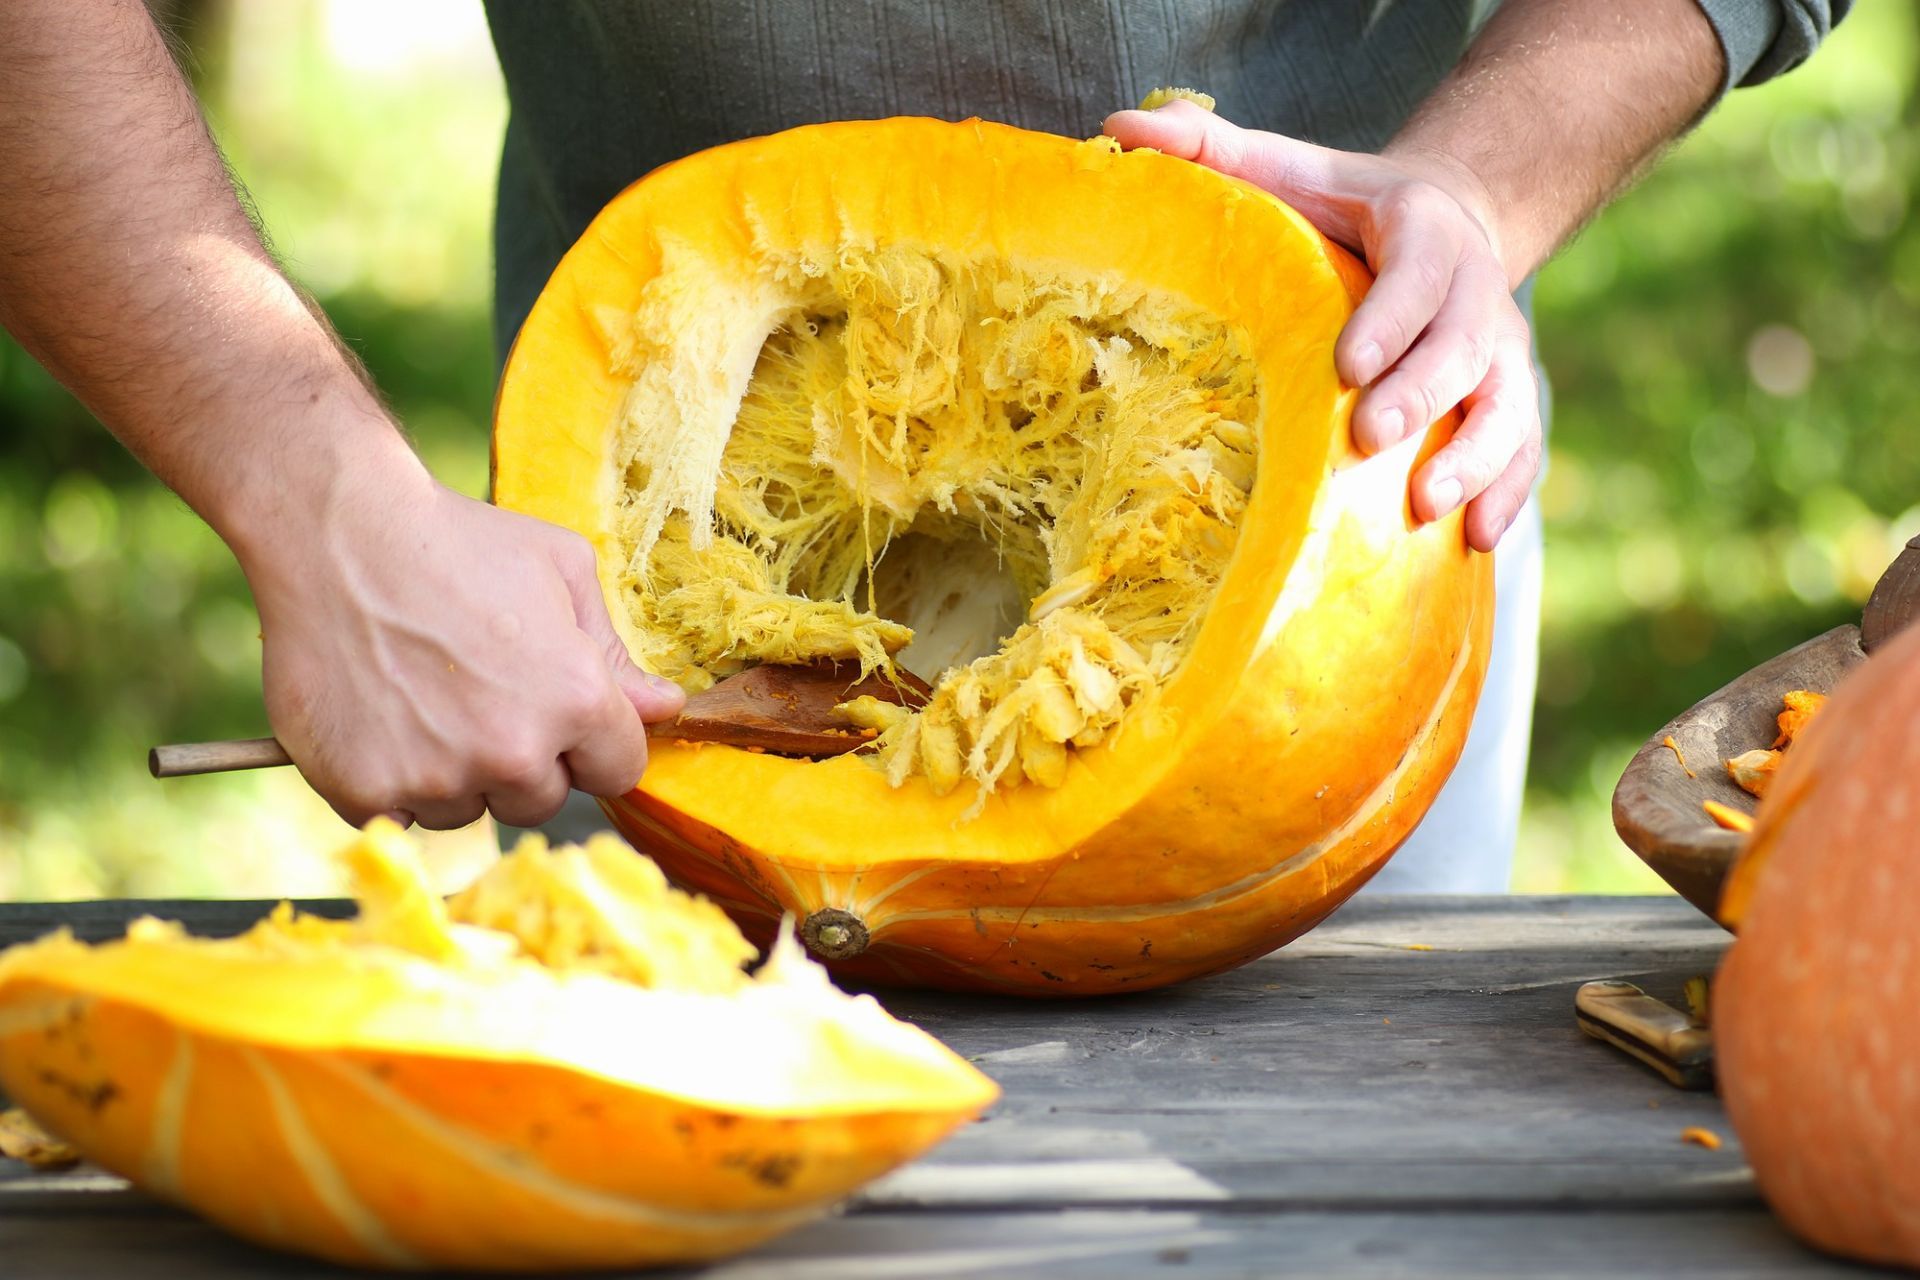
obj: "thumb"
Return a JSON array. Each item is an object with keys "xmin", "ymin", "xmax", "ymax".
[
  {"xmin": 1102, "ymin": 100, "xmax": 1358, "ymax": 243},
  {"xmin": 592, "ymin": 612, "xmax": 687, "ymax": 723},
  {"xmin": 557, "ymin": 551, "xmax": 687, "ymax": 722}
]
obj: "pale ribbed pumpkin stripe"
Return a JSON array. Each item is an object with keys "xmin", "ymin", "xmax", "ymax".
[
  {"xmin": 312, "ymin": 1054, "xmax": 826, "ymax": 1235},
  {"xmin": 141, "ymin": 1028, "xmax": 193, "ymax": 1198},
  {"xmin": 850, "ymin": 862, "xmax": 945, "ymax": 918},
  {"xmin": 878, "ymin": 632, "xmax": 1477, "ymax": 929},
  {"xmin": 761, "ymin": 856, "xmax": 809, "ymax": 911},
  {"xmin": 242, "ymin": 1049, "xmax": 423, "ymax": 1270}
]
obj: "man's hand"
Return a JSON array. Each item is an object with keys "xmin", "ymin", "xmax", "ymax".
[
  {"xmin": 0, "ymin": 0, "xmax": 682, "ymax": 831},
  {"xmin": 1105, "ymin": 100, "xmax": 1539, "ymax": 552},
  {"xmin": 1106, "ymin": 2, "xmax": 1726, "ymax": 553},
  {"xmin": 246, "ymin": 465, "xmax": 683, "ymax": 830}
]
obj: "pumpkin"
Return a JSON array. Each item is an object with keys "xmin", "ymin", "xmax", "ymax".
[
  {"xmin": 493, "ymin": 117, "xmax": 1493, "ymax": 995},
  {"xmin": 0, "ymin": 822, "xmax": 997, "ymax": 1271},
  {"xmin": 1714, "ymin": 621, "xmax": 1920, "ymax": 1269}
]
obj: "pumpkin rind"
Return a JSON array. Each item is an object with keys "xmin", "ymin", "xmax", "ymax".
[
  {"xmin": 493, "ymin": 117, "xmax": 1494, "ymax": 994},
  {"xmin": 1715, "ymin": 621, "xmax": 1920, "ymax": 1269}
]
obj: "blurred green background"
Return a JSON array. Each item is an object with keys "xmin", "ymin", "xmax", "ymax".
[{"xmin": 1, "ymin": 1, "xmax": 1913, "ymax": 898}]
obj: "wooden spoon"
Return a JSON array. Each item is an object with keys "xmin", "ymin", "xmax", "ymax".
[
  {"xmin": 149, "ymin": 660, "xmax": 933, "ymax": 779},
  {"xmin": 1611, "ymin": 536, "xmax": 1920, "ymax": 923}
]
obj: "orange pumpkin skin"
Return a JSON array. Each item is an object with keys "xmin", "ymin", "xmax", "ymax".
[
  {"xmin": 0, "ymin": 983, "xmax": 970, "ymax": 1271},
  {"xmin": 1715, "ymin": 619, "xmax": 1920, "ymax": 1269},
  {"xmin": 495, "ymin": 119, "xmax": 1494, "ymax": 996}
]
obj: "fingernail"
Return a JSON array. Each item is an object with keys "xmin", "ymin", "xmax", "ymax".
[
  {"xmin": 1352, "ymin": 341, "xmax": 1384, "ymax": 386},
  {"xmin": 1367, "ymin": 406, "xmax": 1404, "ymax": 451},
  {"xmin": 1428, "ymin": 476, "xmax": 1464, "ymax": 517},
  {"xmin": 1485, "ymin": 514, "xmax": 1509, "ymax": 544},
  {"xmin": 641, "ymin": 675, "xmax": 687, "ymax": 706}
]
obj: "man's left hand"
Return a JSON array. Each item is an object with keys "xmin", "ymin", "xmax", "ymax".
[{"xmin": 1106, "ymin": 100, "xmax": 1540, "ymax": 553}]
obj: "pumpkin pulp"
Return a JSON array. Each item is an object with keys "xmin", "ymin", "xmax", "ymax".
[{"xmin": 607, "ymin": 242, "xmax": 1261, "ymax": 802}]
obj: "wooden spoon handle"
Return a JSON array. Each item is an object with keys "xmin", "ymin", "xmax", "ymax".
[
  {"xmin": 150, "ymin": 719, "xmax": 887, "ymax": 779},
  {"xmin": 147, "ymin": 719, "xmax": 868, "ymax": 780},
  {"xmin": 149, "ymin": 662, "xmax": 929, "ymax": 779},
  {"xmin": 149, "ymin": 737, "xmax": 292, "ymax": 778}
]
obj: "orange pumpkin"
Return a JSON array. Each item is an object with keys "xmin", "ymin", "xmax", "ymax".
[
  {"xmin": 493, "ymin": 117, "xmax": 1492, "ymax": 994},
  {"xmin": 1715, "ymin": 620, "xmax": 1920, "ymax": 1269}
]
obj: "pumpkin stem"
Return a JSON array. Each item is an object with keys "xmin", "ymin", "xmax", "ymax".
[{"xmin": 800, "ymin": 908, "xmax": 870, "ymax": 960}]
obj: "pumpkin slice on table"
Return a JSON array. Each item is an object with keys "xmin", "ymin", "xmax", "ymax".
[
  {"xmin": 494, "ymin": 117, "xmax": 1493, "ymax": 995},
  {"xmin": 0, "ymin": 821, "xmax": 997, "ymax": 1272}
]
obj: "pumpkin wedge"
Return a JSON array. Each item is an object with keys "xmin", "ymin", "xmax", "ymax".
[
  {"xmin": 0, "ymin": 822, "xmax": 997, "ymax": 1271},
  {"xmin": 493, "ymin": 117, "xmax": 1493, "ymax": 995}
]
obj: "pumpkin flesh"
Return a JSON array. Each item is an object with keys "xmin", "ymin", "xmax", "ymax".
[{"xmin": 494, "ymin": 118, "xmax": 1494, "ymax": 994}]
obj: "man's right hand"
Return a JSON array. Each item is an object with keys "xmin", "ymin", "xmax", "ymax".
[
  {"xmin": 0, "ymin": 4, "xmax": 685, "ymax": 833},
  {"xmin": 245, "ymin": 465, "xmax": 684, "ymax": 830}
]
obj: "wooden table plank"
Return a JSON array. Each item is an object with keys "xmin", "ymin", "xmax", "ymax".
[
  {"xmin": 0, "ymin": 895, "xmax": 1895, "ymax": 1276},
  {"xmin": 0, "ymin": 1206, "xmax": 1868, "ymax": 1278},
  {"xmin": 869, "ymin": 896, "xmax": 1752, "ymax": 1211},
  {"xmin": 0, "ymin": 898, "xmax": 353, "ymax": 945}
]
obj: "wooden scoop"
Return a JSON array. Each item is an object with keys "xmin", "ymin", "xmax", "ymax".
[
  {"xmin": 1611, "ymin": 535, "xmax": 1920, "ymax": 923},
  {"xmin": 149, "ymin": 660, "xmax": 933, "ymax": 779}
]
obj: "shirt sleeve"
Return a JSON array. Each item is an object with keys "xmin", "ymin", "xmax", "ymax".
[{"xmin": 1690, "ymin": 0, "xmax": 1853, "ymax": 91}]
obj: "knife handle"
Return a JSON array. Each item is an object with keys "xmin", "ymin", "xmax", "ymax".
[{"xmin": 1575, "ymin": 979, "xmax": 1714, "ymax": 1090}]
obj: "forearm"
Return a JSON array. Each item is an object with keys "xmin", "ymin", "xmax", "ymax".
[
  {"xmin": 1387, "ymin": 0, "xmax": 1725, "ymax": 285},
  {"xmin": 0, "ymin": 0, "xmax": 427, "ymax": 562},
  {"xmin": 0, "ymin": 2, "xmax": 678, "ymax": 826}
]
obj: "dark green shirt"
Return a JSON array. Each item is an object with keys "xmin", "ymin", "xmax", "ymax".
[{"xmin": 483, "ymin": 0, "xmax": 1844, "ymax": 357}]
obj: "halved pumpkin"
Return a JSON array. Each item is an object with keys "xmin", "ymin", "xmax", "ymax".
[
  {"xmin": 493, "ymin": 117, "xmax": 1493, "ymax": 995},
  {"xmin": 0, "ymin": 822, "xmax": 996, "ymax": 1271}
]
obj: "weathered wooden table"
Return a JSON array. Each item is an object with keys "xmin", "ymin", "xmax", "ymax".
[{"xmin": 0, "ymin": 895, "xmax": 1893, "ymax": 1278}]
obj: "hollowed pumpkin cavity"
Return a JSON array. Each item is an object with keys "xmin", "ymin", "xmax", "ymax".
[{"xmin": 603, "ymin": 244, "xmax": 1260, "ymax": 799}]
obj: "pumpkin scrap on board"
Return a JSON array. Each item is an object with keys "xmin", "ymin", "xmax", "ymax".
[
  {"xmin": 1722, "ymin": 689, "xmax": 1826, "ymax": 800},
  {"xmin": 493, "ymin": 116, "xmax": 1494, "ymax": 995},
  {"xmin": 0, "ymin": 821, "xmax": 997, "ymax": 1272}
]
